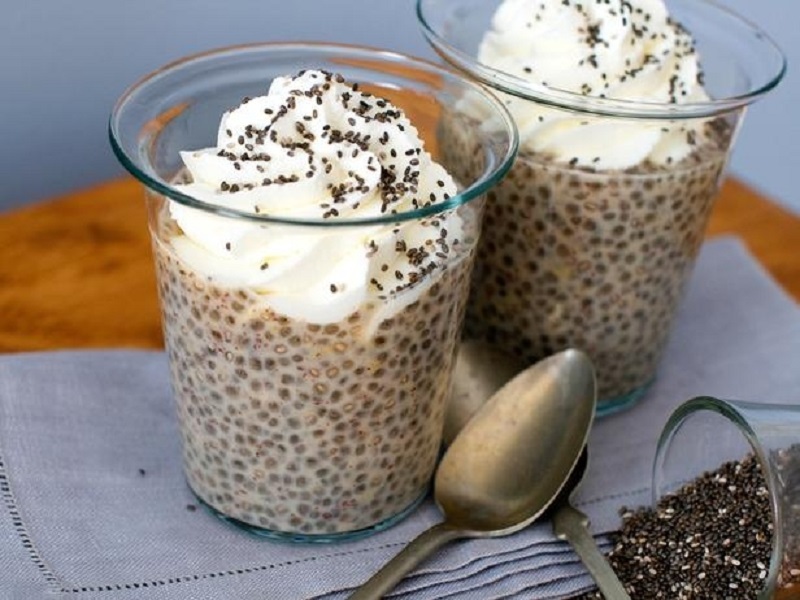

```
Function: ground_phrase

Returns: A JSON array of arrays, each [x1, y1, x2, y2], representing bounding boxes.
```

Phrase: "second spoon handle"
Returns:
[[553, 504, 631, 600], [348, 521, 465, 600]]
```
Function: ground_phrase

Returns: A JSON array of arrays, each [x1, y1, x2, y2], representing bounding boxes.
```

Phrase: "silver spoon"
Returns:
[[444, 339, 527, 445], [551, 448, 631, 600], [349, 348, 595, 600], [454, 343, 629, 598]]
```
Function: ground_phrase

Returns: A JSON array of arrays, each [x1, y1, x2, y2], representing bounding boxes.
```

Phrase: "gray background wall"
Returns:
[[1, 1, 796, 213]]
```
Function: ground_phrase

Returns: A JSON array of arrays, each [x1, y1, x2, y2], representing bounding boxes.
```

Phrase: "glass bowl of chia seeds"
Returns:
[[648, 396, 800, 599], [417, 0, 786, 415]]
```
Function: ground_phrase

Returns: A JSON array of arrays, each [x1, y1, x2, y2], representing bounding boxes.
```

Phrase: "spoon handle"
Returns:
[[348, 522, 464, 600], [553, 504, 631, 600]]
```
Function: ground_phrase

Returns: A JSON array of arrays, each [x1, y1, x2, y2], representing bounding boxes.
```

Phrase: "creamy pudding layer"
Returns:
[[447, 137, 727, 399], [155, 238, 473, 533]]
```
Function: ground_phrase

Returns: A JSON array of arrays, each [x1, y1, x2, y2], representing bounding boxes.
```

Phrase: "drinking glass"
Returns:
[[418, 0, 786, 414], [110, 42, 518, 542]]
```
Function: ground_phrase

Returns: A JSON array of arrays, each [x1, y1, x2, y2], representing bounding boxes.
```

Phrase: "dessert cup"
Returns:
[[418, 0, 786, 414], [654, 396, 800, 599], [109, 43, 517, 542]]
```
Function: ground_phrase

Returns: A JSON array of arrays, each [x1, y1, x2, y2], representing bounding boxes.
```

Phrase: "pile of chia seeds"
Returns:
[[574, 451, 800, 599]]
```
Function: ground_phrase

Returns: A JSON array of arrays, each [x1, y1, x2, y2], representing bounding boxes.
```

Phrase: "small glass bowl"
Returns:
[[654, 396, 800, 598]]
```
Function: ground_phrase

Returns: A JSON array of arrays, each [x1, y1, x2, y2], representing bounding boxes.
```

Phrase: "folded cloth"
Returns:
[[2, 236, 800, 600]]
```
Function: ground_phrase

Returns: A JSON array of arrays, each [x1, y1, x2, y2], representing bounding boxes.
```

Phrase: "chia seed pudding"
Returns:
[[148, 69, 483, 538], [436, 0, 740, 407]]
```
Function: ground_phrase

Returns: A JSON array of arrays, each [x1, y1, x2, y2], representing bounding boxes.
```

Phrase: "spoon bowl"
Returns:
[[437, 348, 596, 532], [445, 340, 527, 445], [349, 347, 596, 599]]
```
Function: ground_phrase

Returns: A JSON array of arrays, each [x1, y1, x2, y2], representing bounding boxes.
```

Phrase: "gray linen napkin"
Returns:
[[2, 236, 800, 600]]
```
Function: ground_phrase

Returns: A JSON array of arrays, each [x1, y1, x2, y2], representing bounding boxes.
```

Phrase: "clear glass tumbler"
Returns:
[[109, 43, 517, 542], [654, 396, 800, 599], [417, 0, 786, 414]]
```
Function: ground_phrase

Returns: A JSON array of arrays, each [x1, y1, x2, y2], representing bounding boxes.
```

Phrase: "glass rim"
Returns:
[[416, 0, 787, 119], [109, 41, 519, 227], [653, 395, 782, 597]]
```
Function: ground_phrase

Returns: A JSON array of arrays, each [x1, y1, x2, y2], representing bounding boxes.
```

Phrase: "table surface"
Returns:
[[0, 176, 798, 352]]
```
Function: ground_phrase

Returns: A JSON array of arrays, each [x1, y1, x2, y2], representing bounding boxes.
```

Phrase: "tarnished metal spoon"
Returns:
[[454, 343, 629, 598], [444, 339, 527, 445], [453, 342, 629, 598], [349, 348, 595, 600], [551, 448, 631, 600]]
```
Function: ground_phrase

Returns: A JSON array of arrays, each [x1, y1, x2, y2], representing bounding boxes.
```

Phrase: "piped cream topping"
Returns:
[[475, 0, 711, 170], [169, 70, 463, 327]]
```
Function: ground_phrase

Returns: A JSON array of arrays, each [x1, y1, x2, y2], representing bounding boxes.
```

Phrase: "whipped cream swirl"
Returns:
[[170, 70, 462, 326], [476, 0, 711, 170]]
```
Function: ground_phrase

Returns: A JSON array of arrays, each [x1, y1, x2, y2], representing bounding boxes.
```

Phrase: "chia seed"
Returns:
[[574, 450, 800, 598]]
